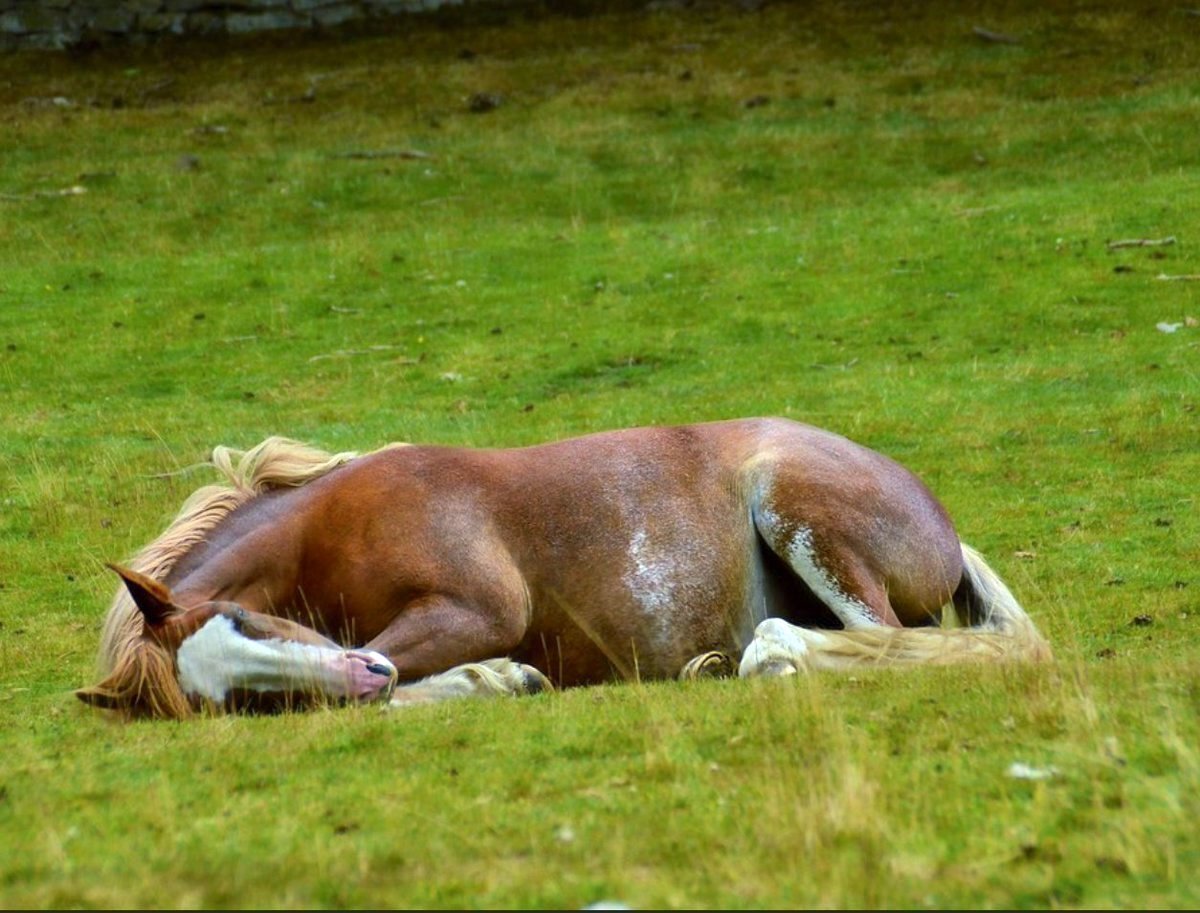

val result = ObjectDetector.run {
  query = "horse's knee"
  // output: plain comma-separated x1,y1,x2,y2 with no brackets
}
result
364,593,530,681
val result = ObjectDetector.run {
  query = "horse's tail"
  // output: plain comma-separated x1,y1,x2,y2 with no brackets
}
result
742,543,1052,674
952,543,1052,659
95,437,360,677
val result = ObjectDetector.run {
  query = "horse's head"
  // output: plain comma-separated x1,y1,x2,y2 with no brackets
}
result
76,564,398,719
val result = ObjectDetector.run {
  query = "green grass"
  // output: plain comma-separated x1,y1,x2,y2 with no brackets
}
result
2,0,1199,907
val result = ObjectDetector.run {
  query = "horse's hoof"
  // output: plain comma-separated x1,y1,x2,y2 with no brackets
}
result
520,664,553,695
758,660,799,678
680,651,736,681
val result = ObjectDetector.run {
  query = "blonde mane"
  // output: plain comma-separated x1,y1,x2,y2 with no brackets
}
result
87,437,362,717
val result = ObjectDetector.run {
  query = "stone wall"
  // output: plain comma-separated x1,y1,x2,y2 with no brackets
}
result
0,0,486,51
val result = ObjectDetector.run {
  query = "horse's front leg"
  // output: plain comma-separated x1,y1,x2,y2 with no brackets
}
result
385,658,552,707
363,594,548,707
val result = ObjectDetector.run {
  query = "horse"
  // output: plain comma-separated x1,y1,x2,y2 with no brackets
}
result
77,417,1052,719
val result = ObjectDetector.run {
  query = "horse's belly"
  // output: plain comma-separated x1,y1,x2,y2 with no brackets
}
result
518,530,758,686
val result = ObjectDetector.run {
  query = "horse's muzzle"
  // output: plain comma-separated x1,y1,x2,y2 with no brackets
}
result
342,650,398,701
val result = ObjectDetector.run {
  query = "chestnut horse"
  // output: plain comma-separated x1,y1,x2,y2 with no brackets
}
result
78,418,1051,718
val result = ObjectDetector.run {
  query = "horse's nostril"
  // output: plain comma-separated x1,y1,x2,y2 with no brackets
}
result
366,663,393,677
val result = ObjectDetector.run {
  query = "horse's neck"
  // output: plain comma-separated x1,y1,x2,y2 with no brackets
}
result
167,491,303,612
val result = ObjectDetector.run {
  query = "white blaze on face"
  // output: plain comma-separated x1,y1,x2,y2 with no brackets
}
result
175,615,392,702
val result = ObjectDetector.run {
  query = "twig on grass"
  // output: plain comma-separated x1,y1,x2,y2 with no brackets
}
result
139,78,176,101
329,149,432,161
308,345,417,363
0,185,87,202
148,461,216,481
973,26,1021,44
810,358,859,371
1107,236,1176,249
955,205,1003,217
1155,273,1200,281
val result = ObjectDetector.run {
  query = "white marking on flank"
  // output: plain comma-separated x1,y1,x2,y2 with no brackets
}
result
627,527,673,613
624,527,675,647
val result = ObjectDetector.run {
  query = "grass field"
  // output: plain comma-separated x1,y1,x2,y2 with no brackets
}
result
1,0,1198,907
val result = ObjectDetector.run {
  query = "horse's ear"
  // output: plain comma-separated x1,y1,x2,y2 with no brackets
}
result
75,684,121,710
107,563,180,628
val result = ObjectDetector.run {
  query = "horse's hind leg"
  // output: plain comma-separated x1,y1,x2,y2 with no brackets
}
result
753,505,903,629
738,453,1035,675
739,510,904,678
